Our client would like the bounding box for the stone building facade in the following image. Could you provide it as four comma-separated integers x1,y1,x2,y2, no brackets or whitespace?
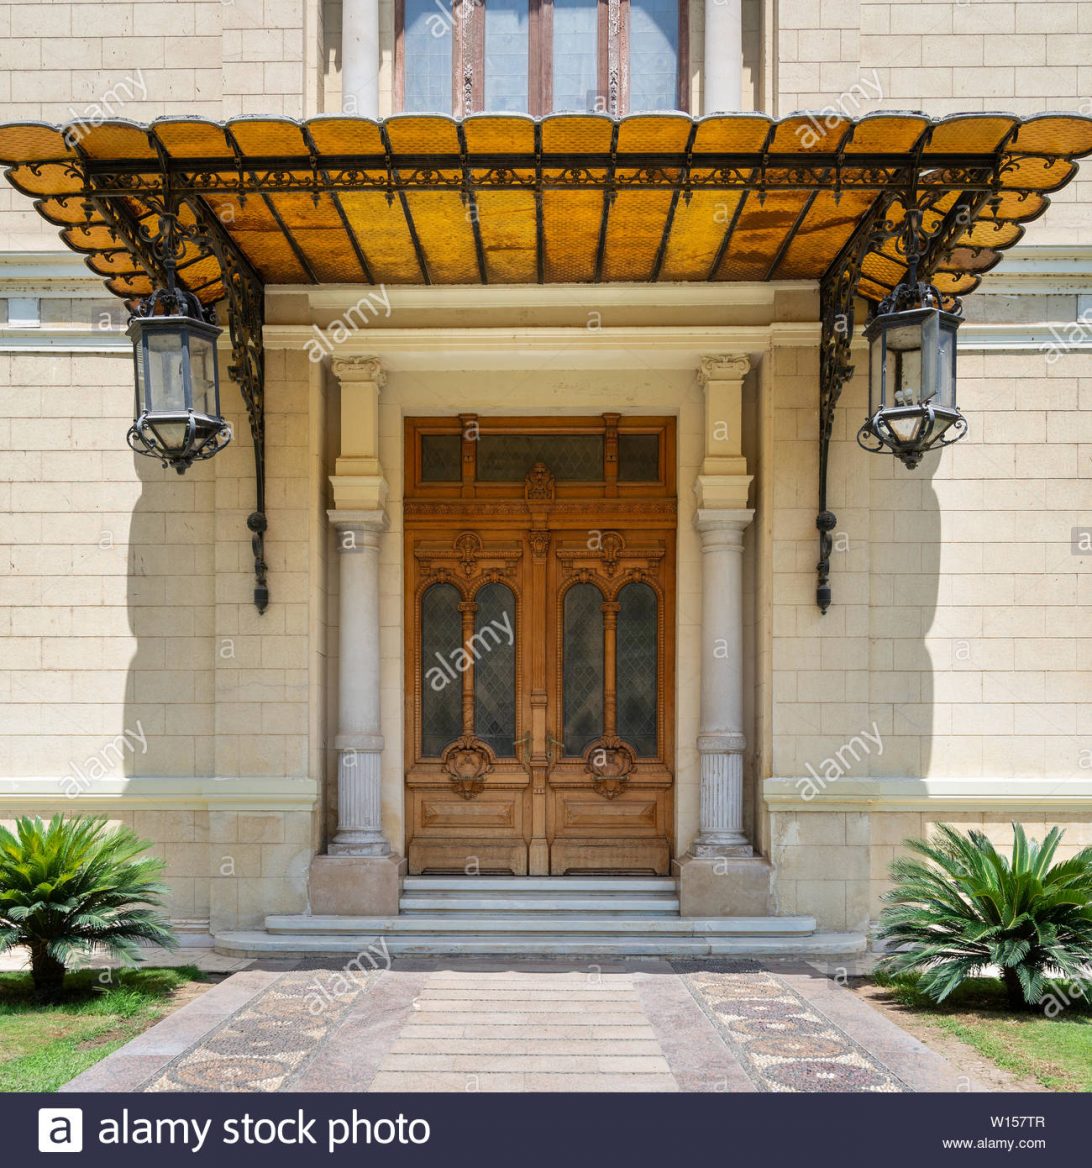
0,0,1090,951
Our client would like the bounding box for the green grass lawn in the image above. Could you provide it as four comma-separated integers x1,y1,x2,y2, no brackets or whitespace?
873,972,1092,1092
0,965,207,1092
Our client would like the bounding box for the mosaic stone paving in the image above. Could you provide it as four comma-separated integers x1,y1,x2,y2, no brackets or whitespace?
673,960,908,1093
142,967,378,1093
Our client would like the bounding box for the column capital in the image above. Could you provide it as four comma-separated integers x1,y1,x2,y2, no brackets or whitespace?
332,354,386,388
698,353,750,386
328,508,389,551
694,508,755,547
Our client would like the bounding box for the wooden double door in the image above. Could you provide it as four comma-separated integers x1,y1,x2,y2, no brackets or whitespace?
403,415,677,875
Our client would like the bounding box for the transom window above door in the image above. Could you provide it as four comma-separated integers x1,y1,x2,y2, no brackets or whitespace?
396,0,688,116
407,413,673,495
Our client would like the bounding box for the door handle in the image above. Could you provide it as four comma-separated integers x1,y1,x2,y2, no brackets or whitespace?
515,731,532,774
514,732,562,776
545,733,564,774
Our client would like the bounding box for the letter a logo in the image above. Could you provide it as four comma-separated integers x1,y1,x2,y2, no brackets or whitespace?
38,1109,84,1153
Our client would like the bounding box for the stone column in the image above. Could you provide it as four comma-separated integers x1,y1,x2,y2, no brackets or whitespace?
693,509,753,856
309,357,406,916
342,0,380,117
675,354,772,917
329,511,388,855
703,0,742,114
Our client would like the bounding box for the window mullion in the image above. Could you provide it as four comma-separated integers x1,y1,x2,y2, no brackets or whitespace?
460,598,477,735
603,597,619,738
533,0,552,117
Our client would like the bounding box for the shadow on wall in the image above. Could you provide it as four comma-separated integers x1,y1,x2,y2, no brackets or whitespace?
121,383,224,930
122,448,216,786
868,447,941,783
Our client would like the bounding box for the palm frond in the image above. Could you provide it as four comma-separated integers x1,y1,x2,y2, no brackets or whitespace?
877,822,1092,1009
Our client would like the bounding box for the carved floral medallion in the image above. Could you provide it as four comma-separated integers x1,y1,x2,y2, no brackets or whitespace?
441,734,496,800
583,735,637,800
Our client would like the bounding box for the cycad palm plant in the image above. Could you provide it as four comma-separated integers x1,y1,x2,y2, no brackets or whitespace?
0,815,176,1001
877,823,1092,1010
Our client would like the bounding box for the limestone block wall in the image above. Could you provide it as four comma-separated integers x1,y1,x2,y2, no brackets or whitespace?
764,339,1092,930
0,344,327,933
769,809,1092,937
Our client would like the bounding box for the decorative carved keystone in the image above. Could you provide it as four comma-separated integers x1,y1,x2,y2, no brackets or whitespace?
524,462,556,502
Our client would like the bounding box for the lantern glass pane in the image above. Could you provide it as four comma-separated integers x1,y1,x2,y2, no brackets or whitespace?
188,332,217,416
894,347,922,407
870,332,884,411
887,412,922,444
147,330,187,413
884,319,923,352
936,323,957,409
920,310,939,403
133,343,146,414
150,419,189,453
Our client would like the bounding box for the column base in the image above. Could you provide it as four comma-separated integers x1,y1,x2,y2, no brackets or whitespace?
690,836,753,859
332,744,388,856
329,835,391,858
673,854,773,918
309,854,407,917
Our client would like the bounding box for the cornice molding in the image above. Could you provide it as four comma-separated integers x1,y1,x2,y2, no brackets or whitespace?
0,776,319,811
764,777,1092,814
263,323,818,369
0,327,129,352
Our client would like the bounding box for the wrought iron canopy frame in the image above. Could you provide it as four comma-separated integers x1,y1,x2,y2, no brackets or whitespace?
70,151,1008,196
4,111,1092,615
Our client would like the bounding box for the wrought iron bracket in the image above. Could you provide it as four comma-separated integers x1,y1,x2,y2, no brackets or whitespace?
184,197,269,614
816,198,892,613
816,188,990,611
88,188,269,613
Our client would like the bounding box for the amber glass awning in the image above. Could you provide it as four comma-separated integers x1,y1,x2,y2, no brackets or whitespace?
1,111,1091,305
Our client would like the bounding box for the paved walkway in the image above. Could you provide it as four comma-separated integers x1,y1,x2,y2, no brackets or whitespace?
63,958,983,1093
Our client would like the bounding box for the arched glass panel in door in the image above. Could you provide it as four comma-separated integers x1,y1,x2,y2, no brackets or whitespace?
473,582,517,755
616,581,658,756
563,582,604,755
420,582,463,756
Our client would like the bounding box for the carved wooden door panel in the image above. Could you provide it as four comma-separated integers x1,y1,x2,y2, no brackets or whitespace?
404,416,676,876
545,525,674,875
405,525,531,875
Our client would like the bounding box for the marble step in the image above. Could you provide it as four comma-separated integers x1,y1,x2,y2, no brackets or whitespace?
399,893,680,914
402,877,678,893
216,930,867,959
265,913,817,937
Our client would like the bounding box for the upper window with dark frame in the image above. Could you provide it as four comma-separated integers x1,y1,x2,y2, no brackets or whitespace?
395,0,688,116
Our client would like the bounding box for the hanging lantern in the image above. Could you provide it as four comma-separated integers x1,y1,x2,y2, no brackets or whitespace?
857,277,966,470
127,283,232,474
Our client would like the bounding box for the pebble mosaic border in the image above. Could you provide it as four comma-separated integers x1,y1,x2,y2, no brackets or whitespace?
141,967,378,1093
672,960,908,1093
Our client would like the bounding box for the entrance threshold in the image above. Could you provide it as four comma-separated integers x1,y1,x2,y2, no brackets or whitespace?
214,876,866,959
